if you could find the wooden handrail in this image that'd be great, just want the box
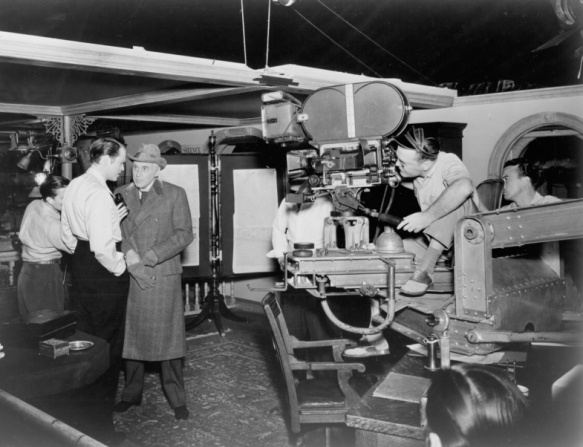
[0,388,107,447]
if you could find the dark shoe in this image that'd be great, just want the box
[401,269,433,296]
[113,401,139,413]
[174,405,190,420]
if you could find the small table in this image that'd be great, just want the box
[346,352,430,447]
[0,330,109,399]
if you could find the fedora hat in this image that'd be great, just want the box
[128,144,167,169]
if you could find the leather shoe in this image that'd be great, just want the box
[343,345,390,358]
[174,405,190,420]
[113,401,140,413]
[401,269,433,296]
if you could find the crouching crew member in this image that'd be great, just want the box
[393,130,481,296]
[18,175,70,315]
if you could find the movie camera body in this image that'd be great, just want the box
[257,82,583,364]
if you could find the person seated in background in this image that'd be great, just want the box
[425,363,529,447]
[500,157,560,209]
[17,175,71,315]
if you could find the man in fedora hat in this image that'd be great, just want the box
[113,144,194,421]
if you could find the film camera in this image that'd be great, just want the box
[257,81,583,363]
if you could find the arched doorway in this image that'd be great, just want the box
[488,112,583,309]
[488,112,583,199]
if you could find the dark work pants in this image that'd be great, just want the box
[17,262,65,315]
[71,240,129,361]
[122,359,186,409]
[69,240,129,443]
[279,289,370,378]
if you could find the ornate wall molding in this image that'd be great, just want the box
[488,112,583,179]
[37,115,96,143]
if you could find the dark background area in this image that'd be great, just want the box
[0,0,580,91]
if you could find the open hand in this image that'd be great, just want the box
[126,249,141,266]
[397,212,433,233]
[116,203,129,221]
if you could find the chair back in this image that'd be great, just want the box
[262,293,302,431]
[477,179,504,211]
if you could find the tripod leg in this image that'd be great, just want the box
[185,295,214,331]
[218,294,247,323]
[213,310,226,338]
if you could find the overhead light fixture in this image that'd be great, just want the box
[60,146,78,163]
[28,186,42,198]
[17,152,33,170]
[273,0,297,6]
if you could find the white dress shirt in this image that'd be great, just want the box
[61,167,126,276]
[19,199,70,262]
[267,197,335,259]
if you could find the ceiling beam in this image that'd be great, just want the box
[61,86,273,115]
[0,102,61,115]
[87,114,249,126]
[0,31,259,87]
[271,64,457,109]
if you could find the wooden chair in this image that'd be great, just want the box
[476,178,505,211]
[262,293,366,439]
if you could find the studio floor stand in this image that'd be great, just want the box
[186,132,246,336]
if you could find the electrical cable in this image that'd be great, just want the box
[265,0,272,69]
[292,8,382,78]
[315,0,437,86]
[241,0,248,66]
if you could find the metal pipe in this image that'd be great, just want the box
[61,116,73,180]
[0,389,106,447]
[466,330,583,344]
[319,258,396,335]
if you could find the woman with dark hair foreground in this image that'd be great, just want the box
[425,363,528,447]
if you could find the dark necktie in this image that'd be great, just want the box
[140,189,148,206]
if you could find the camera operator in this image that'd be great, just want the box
[393,131,481,296]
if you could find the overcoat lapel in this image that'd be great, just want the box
[124,179,165,234]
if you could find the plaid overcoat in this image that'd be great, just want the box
[115,179,193,361]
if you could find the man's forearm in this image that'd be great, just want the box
[425,178,474,221]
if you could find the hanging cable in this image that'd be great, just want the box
[293,8,383,78]
[315,0,437,85]
[265,0,272,69]
[241,0,248,66]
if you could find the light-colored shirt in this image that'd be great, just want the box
[413,152,481,211]
[19,200,70,262]
[61,167,126,276]
[499,191,561,210]
[267,197,334,259]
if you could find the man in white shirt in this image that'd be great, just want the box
[267,196,334,267]
[61,137,129,354]
[17,175,70,315]
[60,137,129,445]
[500,157,560,209]
[393,133,480,296]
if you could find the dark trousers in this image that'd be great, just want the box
[71,241,129,362]
[17,262,65,315]
[69,240,129,443]
[122,359,186,409]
